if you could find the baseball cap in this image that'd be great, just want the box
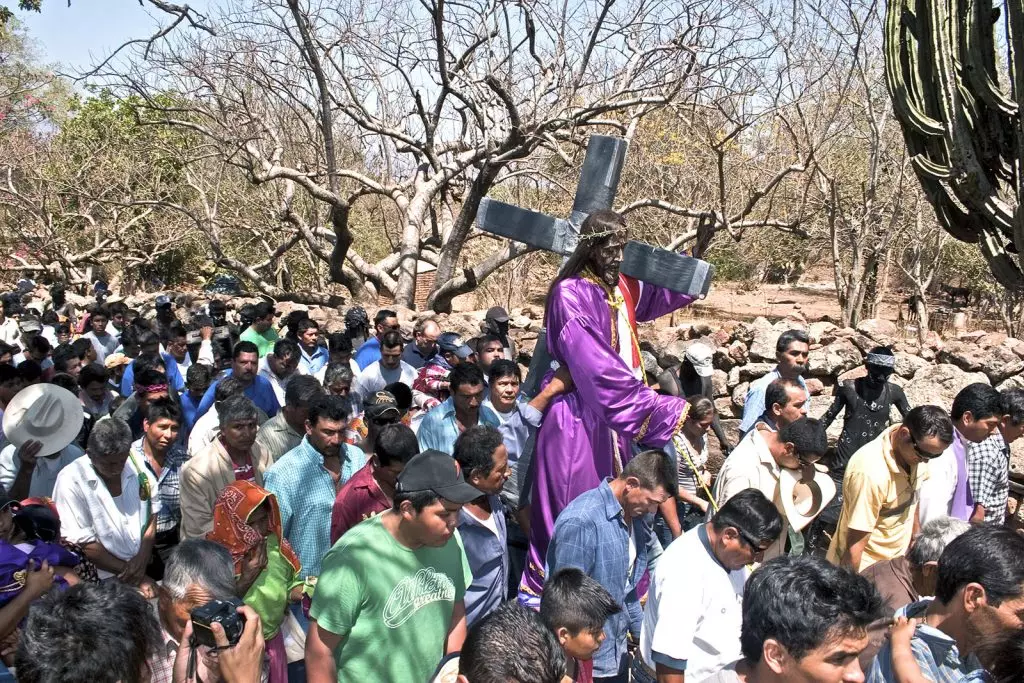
[438,332,474,360]
[364,390,401,420]
[684,343,714,377]
[396,450,482,504]
[155,294,172,308]
[0,488,18,514]
[485,306,510,323]
[18,317,41,333]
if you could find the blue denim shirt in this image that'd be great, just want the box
[739,369,808,432]
[546,479,650,678]
[417,398,500,455]
[868,599,982,683]
[458,494,509,626]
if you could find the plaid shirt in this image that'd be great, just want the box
[869,600,982,683]
[131,438,189,534]
[967,431,1009,524]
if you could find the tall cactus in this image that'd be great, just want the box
[884,0,1024,288]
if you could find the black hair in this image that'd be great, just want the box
[78,363,109,389]
[51,345,79,374]
[40,310,58,326]
[392,489,441,513]
[453,425,504,480]
[254,301,276,319]
[449,363,486,392]
[70,338,92,359]
[935,525,1024,606]
[903,404,954,445]
[374,309,397,326]
[0,341,15,359]
[296,318,320,336]
[711,488,784,547]
[283,375,323,408]
[374,424,420,467]
[136,330,159,348]
[384,381,413,411]
[975,628,1024,683]
[327,332,352,353]
[214,376,247,404]
[775,329,809,355]
[130,354,165,379]
[16,580,161,683]
[283,310,310,338]
[162,322,187,343]
[232,340,259,359]
[867,345,894,357]
[739,555,885,663]
[108,301,128,316]
[90,306,110,321]
[28,336,51,355]
[49,373,78,394]
[951,382,1002,422]
[489,359,520,384]
[540,567,622,635]
[459,601,567,683]
[620,449,678,497]
[185,363,213,390]
[1000,389,1024,426]
[778,417,828,458]
[380,330,404,351]
[272,338,301,361]
[0,364,21,385]
[308,394,349,425]
[765,377,804,412]
[478,333,503,350]
[133,367,167,390]
[145,396,182,425]
[17,359,42,383]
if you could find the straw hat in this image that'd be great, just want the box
[2,385,84,456]
[778,465,836,532]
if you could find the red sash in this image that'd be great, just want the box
[617,274,642,369]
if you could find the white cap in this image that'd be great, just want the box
[684,343,714,377]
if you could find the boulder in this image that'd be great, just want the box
[727,366,742,389]
[894,352,929,379]
[738,362,776,382]
[727,340,749,366]
[711,369,729,398]
[731,382,749,410]
[714,397,739,418]
[806,395,843,442]
[710,328,731,347]
[805,377,825,396]
[807,339,863,377]
[713,346,735,372]
[848,333,880,355]
[903,364,990,409]
[807,321,839,345]
[938,342,1024,384]
[732,321,756,347]
[511,315,533,330]
[856,318,898,342]
[997,375,1024,392]
[978,332,1009,348]
[659,339,692,367]
[748,317,777,361]
[690,322,714,338]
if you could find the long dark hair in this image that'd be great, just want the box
[543,210,628,318]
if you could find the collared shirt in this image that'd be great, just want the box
[710,428,788,559]
[401,341,437,369]
[263,437,366,579]
[196,371,279,419]
[919,428,971,523]
[967,430,1009,524]
[353,336,381,371]
[148,619,269,683]
[458,495,509,626]
[0,443,83,498]
[868,599,982,683]
[487,397,543,510]
[257,355,292,409]
[131,438,188,534]
[547,480,650,678]
[827,425,925,571]
[298,343,330,376]
[53,453,161,578]
[639,524,746,680]
[254,411,304,463]
[739,369,808,432]
[352,360,417,402]
[330,461,392,543]
[417,398,501,455]
[0,318,20,349]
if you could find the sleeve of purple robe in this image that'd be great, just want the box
[630,277,697,323]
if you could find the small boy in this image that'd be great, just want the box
[540,567,622,683]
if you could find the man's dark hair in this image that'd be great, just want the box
[375,423,419,467]
[374,309,397,327]
[49,373,78,394]
[380,330,404,351]
[78,363,109,389]
[145,396,182,426]
[540,567,621,636]
[254,301,275,319]
[272,338,301,362]
[765,377,804,412]
[779,417,828,459]
[479,333,503,350]
[51,345,79,374]
[712,488,784,547]
[1000,389,1024,426]
[297,318,320,337]
[214,376,247,405]
[119,326,139,350]
[951,382,1002,422]
[232,340,259,359]
[16,580,161,683]
[327,332,352,353]
[776,329,809,354]
[392,488,440,513]
[935,525,1024,606]
[162,322,187,344]
[620,449,678,497]
[740,555,885,663]
[90,306,110,321]
[459,601,566,683]
[133,367,167,391]
[449,363,485,392]
[185,363,213,391]
[453,425,504,480]
[489,359,520,384]
[308,394,349,425]
[136,330,159,348]
[28,336,51,355]
[0,341,15,359]
[904,405,954,445]
[130,354,165,378]
[0,364,21,385]
[70,338,92,360]
[284,374,324,409]
[18,359,42,383]
[108,301,128,317]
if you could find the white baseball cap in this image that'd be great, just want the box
[684,343,714,377]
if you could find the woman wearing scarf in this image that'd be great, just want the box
[206,480,302,683]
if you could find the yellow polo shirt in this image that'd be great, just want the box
[827,425,926,571]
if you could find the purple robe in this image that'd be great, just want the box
[519,274,694,603]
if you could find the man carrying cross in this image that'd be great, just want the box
[517,209,696,614]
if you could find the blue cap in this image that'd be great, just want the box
[438,332,473,359]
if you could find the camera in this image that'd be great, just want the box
[190,598,245,648]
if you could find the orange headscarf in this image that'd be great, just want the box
[206,480,300,575]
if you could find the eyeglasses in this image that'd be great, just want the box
[738,530,772,555]
[908,433,944,460]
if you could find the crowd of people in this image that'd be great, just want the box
[0,214,1021,683]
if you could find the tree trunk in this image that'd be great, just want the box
[433,164,500,292]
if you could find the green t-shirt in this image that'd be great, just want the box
[310,514,472,683]
[240,325,279,357]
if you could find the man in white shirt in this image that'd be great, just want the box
[636,489,782,683]
[83,308,119,362]
[258,338,301,409]
[0,301,21,350]
[352,330,416,402]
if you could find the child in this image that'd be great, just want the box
[540,567,622,683]
[206,480,303,683]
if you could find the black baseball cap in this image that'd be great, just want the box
[364,390,401,420]
[396,450,482,503]
[485,306,510,323]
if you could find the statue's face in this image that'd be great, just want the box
[589,231,628,287]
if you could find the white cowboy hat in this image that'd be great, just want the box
[778,465,836,532]
[2,385,84,456]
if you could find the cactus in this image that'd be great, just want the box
[884,0,1024,288]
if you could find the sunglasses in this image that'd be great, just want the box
[737,529,772,555]
[908,433,944,460]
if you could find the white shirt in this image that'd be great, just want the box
[351,360,416,402]
[53,453,160,578]
[917,435,961,524]
[0,443,84,499]
[12,353,53,372]
[258,356,292,408]
[640,525,746,680]
[0,318,21,349]
[189,408,221,457]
